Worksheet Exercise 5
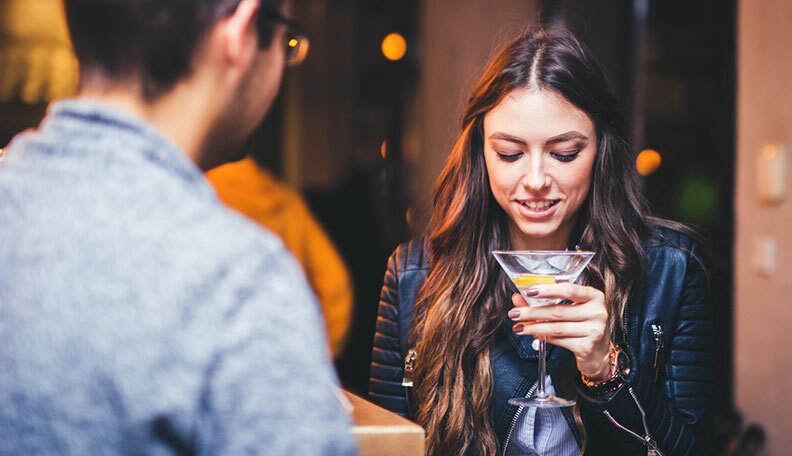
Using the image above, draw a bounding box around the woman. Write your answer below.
[368,26,716,456]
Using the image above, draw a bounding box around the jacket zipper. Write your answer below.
[650,323,665,384]
[500,380,539,456]
[602,386,664,456]
[402,349,417,387]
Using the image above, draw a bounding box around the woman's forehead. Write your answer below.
[484,88,595,143]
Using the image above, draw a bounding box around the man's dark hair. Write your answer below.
[64,0,285,101]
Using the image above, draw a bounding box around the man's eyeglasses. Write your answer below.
[258,9,310,67]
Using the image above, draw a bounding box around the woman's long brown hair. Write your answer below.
[409,26,682,455]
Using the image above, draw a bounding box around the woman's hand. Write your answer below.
[508,284,613,380]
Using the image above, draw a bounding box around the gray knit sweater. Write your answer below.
[0,100,357,455]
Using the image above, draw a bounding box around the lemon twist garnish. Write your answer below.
[512,274,556,285]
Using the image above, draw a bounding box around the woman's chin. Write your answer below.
[510,225,567,250]
[518,224,558,239]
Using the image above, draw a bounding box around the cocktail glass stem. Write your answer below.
[536,337,548,399]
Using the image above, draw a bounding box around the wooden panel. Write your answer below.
[344,391,424,456]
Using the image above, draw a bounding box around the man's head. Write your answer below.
[63,0,304,169]
[64,0,285,100]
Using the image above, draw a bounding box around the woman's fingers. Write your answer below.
[508,287,612,377]
[508,292,607,323]
[508,301,602,322]
[508,284,606,323]
[511,292,530,308]
[512,321,602,339]
[527,282,601,303]
[512,322,607,359]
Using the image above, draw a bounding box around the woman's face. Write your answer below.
[483,88,597,250]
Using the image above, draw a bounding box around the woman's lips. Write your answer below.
[516,199,559,219]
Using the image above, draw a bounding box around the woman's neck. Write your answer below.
[508,223,574,251]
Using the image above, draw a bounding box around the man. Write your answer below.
[0,0,357,454]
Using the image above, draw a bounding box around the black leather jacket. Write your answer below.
[368,227,716,455]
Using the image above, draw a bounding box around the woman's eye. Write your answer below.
[496,152,522,162]
[551,150,580,162]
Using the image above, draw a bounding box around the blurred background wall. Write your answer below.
[735,0,792,453]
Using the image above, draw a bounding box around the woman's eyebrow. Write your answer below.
[488,131,588,146]
[488,132,527,145]
[545,131,588,146]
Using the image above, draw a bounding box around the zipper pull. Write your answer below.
[402,349,417,387]
[651,324,665,384]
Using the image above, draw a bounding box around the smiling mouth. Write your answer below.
[519,199,559,211]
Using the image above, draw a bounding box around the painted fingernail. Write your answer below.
[508,309,520,319]
[512,323,524,334]
[526,288,539,297]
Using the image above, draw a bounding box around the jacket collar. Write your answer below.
[45,99,214,200]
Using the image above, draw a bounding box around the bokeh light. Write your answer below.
[381,33,407,61]
[762,144,778,160]
[676,176,719,224]
[636,149,662,176]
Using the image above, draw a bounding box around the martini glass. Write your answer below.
[492,250,595,408]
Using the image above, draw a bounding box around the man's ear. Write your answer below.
[216,0,260,73]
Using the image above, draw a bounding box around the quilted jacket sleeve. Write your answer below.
[577,240,717,455]
[367,247,409,417]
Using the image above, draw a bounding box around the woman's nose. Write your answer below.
[521,155,551,191]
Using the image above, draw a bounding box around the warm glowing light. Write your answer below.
[763,144,777,159]
[0,148,4,162]
[636,149,661,176]
[381,33,407,61]
[380,140,387,159]
[288,38,298,48]
[0,0,79,103]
